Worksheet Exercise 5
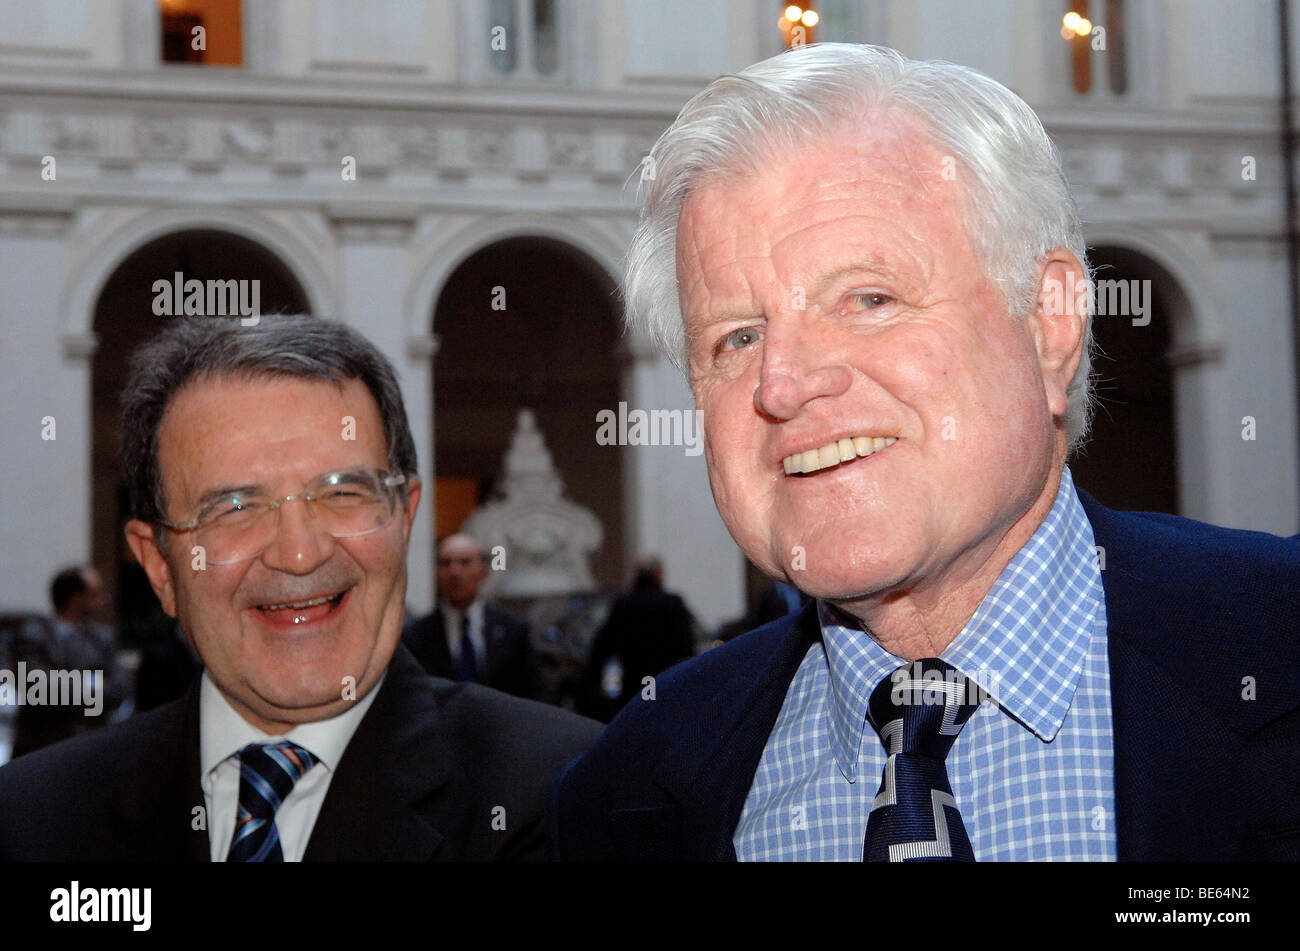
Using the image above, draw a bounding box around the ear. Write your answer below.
[125,520,178,618]
[399,477,422,546]
[1030,250,1089,421]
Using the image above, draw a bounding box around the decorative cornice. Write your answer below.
[0,207,73,236]
[0,68,696,121]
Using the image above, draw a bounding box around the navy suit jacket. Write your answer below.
[550,490,1300,860]
[0,644,601,860]
[403,604,538,700]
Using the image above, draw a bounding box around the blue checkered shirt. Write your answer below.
[734,467,1116,861]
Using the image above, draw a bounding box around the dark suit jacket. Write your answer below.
[403,604,538,700]
[0,644,601,860]
[10,617,129,757]
[550,490,1300,861]
[579,580,697,721]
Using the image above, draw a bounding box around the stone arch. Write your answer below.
[1082,223,1223,355]
[1078,225,1223,518]
[84,222,319,642]
[405,213,624,347]
[60,205,336,352]
[426,231,626,598]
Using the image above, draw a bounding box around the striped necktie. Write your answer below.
[862,658,983,862]
[226,741,318,862]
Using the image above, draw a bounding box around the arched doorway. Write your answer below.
[1070,245,1182,514]
[431,236,624,592]
[91,229,310,646]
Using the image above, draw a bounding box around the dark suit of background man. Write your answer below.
[550,44,1300,862]
[10,565,129,758]
[402,533,538,699]
[0,315,600,861]
[578,556,697,722]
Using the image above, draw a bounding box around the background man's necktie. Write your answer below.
[226,741,317,862]
[862,657,983,862]
[455,613,479,682]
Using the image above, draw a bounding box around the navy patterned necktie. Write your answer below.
[226,741,318,862]
[455,613,478,682]
[862,658,983,862]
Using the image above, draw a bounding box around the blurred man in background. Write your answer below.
[403,533,538,700]
[10,565,129,758]
[578,556,698,722]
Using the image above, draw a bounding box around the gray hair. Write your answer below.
[121,315,418,548]
[625,43,1096,453]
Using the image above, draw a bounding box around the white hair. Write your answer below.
[624,43,1096,454]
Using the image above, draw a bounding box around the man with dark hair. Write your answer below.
[10,565,128,757]
[402,533,538,699]
[49,566,98,617]
[0,315,600,861]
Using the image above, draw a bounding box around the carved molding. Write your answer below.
[0,107,1281,216]
[0,210,74,236]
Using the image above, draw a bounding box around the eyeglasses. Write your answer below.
[159,468,408,565]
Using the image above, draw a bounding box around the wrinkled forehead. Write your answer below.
[679,104,946,214]
[157,373,389,498]
[677,114,955,253]
[674,122,967,321]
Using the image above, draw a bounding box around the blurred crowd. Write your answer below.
[0,544,804,765]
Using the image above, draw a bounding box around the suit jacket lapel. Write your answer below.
[481,607,502,680]
[1082,491,1247,859]
[642,604,820,860]
[304,646,450,860]
[111,684,211,861]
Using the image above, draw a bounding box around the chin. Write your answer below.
[779,538,913,604]
[249,672,346,714]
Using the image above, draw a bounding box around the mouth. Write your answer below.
[782,435,899,476]
[252,588,351,627]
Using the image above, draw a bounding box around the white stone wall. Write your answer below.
[0,0,1295,630]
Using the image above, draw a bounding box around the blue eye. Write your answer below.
[850,292,893,309]
[719,326,762,352]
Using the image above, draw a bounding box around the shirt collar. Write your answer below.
[818,466,1103,780]
[439,599,484,635]
[199,668,385,785]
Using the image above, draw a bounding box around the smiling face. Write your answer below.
[126,374,420,733]
[677,115,1083,649]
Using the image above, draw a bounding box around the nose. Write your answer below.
[753,322,853,420]
[258,498,335,574]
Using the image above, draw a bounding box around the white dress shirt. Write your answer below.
[439,600,486,666]
[200,671,383,861]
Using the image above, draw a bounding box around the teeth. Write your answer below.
[783,436,898,475]
[263,594,333,611]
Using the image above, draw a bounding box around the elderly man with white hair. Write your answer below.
[550,44,1300,862]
